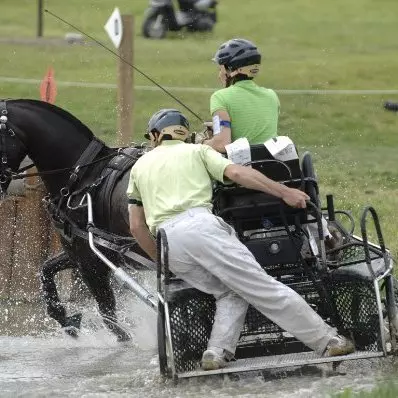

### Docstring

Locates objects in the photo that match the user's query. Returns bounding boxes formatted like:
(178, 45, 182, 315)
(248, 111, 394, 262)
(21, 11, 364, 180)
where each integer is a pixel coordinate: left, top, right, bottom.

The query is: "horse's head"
(0, 98, 106, 198)
(0, 113, 28, 198)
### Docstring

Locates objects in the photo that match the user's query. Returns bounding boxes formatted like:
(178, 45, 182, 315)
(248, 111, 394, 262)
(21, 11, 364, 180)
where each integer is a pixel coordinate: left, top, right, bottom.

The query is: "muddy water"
(0, 275, 397, 398)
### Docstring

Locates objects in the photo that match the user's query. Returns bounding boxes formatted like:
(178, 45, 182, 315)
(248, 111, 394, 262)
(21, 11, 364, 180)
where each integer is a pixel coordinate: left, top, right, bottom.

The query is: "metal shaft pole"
(85, 193, 158, 311)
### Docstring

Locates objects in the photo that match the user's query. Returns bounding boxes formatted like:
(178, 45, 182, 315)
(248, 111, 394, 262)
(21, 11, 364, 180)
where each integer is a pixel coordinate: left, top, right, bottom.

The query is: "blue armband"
(220, 120, 231, 128)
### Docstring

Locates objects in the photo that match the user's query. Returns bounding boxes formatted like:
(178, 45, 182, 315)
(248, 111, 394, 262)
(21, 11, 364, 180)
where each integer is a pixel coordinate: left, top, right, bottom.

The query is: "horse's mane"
(11, 99, 96, 141)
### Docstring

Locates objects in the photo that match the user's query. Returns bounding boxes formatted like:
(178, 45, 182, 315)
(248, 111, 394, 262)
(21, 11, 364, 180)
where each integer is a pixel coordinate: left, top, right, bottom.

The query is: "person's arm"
(202, 110, 231, 153)
(224, 164, 309, 208)
(129, 204, 157, 261)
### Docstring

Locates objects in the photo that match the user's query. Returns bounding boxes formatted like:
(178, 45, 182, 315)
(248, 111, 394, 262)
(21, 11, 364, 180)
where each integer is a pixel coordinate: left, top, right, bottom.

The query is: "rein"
(10, 152, 117, 180)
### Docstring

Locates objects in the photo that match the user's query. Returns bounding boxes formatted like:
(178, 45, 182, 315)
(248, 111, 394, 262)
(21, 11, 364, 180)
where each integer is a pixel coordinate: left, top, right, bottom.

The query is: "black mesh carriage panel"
(326, 242, 386, 351)
(236, 270, 327, 356)
(167, 290, 216, 373)
(329, 279, 381, 351)
(167, 260, 326, 373)
(166, 242, 386, 373)
(167, 279, 323, 372)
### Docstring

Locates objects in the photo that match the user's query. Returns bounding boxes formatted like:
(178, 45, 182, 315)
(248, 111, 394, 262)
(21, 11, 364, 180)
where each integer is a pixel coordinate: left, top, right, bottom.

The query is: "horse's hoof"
(64, 312, 82, 329)
(117, 331, 132, 342)
(64, 326, 79, 339)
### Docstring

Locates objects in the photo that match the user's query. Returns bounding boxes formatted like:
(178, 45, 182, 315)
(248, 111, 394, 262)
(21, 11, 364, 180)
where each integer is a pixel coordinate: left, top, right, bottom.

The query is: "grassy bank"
(335, 382, 398, 397)
(0, 0, 397, 256)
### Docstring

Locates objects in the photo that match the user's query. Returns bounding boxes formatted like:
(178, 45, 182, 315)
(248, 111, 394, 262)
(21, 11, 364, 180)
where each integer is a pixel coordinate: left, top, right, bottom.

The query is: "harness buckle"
(60, 187, 70, 197)
(66, 194, 88, 210)
(69, 173, 78, 184)
(91, 176, 104, 187)
(42, 195, 51, 206)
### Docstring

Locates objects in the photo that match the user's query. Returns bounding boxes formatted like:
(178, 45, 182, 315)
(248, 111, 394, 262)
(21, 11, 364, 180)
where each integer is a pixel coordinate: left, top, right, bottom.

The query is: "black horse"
(0, 99, 150, 341)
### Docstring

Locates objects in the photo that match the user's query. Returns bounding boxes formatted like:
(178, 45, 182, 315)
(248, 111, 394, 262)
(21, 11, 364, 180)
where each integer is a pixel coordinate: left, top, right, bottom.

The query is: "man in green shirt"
(196, 38, 279, 151)
(127, 109, 354, 371)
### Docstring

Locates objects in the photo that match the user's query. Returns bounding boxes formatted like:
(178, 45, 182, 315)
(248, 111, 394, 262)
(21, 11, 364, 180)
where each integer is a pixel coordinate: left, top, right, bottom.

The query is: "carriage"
(153, 138, 397, 382)
(1, 99, 396, 383)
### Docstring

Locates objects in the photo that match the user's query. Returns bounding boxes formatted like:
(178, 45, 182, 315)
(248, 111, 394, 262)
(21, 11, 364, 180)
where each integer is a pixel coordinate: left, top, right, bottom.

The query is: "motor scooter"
(142, 0, 217, 39)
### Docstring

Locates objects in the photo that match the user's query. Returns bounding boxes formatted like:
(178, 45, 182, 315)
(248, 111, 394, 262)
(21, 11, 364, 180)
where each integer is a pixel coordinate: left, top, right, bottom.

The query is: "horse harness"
(0, 99, 144, 243)
(0, 98, 154, 271)
(48, 143, 143, 239)
(0, 101, 17, 190)
(48, 144, 148, 270)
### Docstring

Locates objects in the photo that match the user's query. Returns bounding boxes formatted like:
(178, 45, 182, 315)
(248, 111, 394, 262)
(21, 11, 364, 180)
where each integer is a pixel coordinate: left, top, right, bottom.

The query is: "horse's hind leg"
(41, 251, 82, 335)
(79, 262, 131, 342)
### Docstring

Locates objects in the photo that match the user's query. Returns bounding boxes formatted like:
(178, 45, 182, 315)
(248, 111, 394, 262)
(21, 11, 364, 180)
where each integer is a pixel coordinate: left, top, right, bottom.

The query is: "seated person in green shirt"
(195, 38, 279, 151)
(127, 108, 354, 371)
(196, 38, 343, 252)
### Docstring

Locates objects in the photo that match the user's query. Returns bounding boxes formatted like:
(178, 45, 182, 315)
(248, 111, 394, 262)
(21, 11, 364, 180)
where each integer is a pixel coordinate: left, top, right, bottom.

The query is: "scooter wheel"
(188, 16, 215, 32)
(142, 14, 167, 39)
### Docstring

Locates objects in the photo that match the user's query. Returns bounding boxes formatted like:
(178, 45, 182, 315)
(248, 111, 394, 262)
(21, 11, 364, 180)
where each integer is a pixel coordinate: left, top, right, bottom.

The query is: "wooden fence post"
(117, 15, 134, 146)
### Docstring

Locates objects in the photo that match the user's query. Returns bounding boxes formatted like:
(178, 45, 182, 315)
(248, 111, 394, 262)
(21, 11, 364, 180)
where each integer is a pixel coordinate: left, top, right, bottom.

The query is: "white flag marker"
(104, 8, 123, 49)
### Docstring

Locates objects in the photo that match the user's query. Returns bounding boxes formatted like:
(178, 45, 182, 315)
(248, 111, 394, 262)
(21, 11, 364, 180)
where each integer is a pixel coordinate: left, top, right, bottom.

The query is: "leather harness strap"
(56, 138, 105, 216)
(95, 147, 142, 230)
(0, 100, 16, 186)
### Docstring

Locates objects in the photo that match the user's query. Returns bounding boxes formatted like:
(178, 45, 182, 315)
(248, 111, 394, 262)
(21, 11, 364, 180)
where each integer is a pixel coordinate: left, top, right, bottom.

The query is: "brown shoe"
(201, 348, 227, 371)
(324, 335, 355, 357)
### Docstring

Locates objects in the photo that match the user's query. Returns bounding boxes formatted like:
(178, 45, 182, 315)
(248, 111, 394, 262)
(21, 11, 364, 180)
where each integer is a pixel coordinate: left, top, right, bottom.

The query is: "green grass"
(0, 0, 397, 257)
(334, 382, 398, 397)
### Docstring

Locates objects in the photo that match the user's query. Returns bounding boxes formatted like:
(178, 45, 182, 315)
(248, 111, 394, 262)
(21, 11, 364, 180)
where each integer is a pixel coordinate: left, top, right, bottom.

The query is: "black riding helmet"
(213, 38, 261, 72)
(145, 109, 190, 140)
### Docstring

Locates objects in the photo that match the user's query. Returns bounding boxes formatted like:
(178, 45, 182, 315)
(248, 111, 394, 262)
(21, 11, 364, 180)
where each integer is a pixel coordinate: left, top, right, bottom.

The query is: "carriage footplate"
(178, 350, 384, 379)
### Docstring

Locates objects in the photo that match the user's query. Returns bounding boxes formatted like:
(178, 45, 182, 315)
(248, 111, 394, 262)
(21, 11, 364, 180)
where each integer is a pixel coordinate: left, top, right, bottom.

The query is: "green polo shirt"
(210, 80, 280, 144)
(127, 141, 232, 234)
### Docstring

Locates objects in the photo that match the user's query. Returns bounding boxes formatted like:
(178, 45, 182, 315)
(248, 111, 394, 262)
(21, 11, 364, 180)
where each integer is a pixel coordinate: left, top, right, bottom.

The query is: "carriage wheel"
(301, 151, 320, 208)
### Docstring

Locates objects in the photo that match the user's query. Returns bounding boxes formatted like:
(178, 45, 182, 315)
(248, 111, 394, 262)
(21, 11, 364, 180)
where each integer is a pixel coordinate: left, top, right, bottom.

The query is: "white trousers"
(158, 208, 336, 355)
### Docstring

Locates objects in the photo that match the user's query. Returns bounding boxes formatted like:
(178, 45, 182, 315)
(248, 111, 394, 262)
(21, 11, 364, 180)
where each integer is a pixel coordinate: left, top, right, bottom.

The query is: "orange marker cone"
(40, 67, 57, 104)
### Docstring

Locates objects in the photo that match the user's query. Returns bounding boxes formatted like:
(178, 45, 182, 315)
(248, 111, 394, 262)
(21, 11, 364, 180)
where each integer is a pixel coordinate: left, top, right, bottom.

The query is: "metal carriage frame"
(79, 149, 396, 383)
(153, 151, 397, 382)
(155, 213, 396, 382)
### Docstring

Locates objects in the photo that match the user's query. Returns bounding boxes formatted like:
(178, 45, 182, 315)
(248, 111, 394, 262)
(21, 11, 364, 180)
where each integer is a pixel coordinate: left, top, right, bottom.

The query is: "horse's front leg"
(41, 251, 82, 337)
(79, 260, 131, 342)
